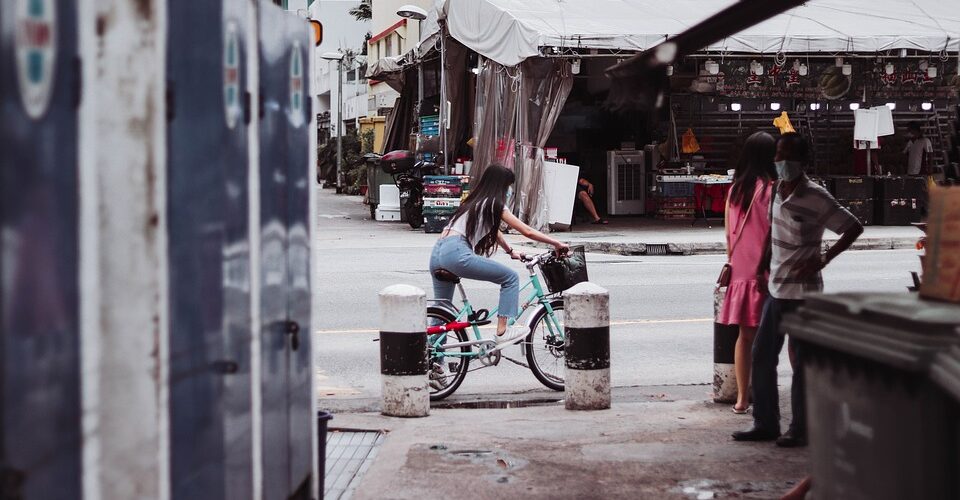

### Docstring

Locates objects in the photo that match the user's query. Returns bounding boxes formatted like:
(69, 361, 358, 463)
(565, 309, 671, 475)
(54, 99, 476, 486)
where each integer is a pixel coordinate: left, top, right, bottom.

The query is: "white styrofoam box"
(543, 161, 580, 225)
(376, 207, 402, 221)
(379, 184, 401, 208)
(423, 197, 461, 210)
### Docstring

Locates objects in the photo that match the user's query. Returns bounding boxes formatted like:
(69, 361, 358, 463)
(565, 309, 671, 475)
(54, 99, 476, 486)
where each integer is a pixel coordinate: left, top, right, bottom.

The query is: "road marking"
(315, 317, 713, 335)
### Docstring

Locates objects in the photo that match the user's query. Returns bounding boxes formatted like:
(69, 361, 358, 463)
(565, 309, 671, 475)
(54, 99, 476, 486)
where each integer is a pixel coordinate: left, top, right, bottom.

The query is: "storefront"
(379, 0, 960, 229)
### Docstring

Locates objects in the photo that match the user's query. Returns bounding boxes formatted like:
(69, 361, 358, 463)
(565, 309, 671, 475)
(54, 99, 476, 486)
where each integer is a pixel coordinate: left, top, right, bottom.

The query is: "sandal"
(591, 218, 609, 225)
(732, 405, 750, 415)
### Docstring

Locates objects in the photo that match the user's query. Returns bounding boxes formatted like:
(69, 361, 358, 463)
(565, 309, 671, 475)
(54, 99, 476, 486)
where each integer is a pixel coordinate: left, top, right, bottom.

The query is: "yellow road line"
(316, 317, 712, 335)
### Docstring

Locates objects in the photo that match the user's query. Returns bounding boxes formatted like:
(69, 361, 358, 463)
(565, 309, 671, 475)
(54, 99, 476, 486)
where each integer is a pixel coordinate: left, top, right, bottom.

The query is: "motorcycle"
(369, 150, 438, 229)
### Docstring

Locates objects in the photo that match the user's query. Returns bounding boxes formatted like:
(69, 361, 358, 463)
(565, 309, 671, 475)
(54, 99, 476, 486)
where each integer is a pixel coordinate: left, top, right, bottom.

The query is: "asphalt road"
(314, 190, 921, 401)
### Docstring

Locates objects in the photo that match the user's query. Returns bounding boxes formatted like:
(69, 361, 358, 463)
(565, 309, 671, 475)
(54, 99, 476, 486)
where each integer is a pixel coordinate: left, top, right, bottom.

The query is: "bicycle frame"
(428, 267, 564, 359)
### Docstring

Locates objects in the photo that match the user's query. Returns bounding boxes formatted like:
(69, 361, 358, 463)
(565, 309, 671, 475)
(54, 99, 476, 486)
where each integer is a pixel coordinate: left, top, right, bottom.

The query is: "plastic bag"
(682, 128, 701, 154)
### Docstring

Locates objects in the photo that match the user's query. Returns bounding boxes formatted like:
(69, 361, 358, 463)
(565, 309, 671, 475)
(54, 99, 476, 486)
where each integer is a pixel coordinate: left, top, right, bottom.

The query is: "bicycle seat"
(432, 268, 461, 283)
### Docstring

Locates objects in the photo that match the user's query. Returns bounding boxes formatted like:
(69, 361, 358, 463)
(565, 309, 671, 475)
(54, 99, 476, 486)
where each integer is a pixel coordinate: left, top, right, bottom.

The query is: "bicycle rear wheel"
(426, 307, 471, 400)
(525, 300, 565, 391)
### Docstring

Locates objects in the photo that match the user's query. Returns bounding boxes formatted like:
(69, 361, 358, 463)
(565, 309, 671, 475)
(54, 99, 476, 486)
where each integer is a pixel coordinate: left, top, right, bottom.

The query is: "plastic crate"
(657, 182, 695, 197)
(424, 214, 452, 233)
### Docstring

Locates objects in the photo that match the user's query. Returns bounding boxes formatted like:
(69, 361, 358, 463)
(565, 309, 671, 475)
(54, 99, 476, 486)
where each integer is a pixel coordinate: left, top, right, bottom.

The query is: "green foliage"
(349, 0, 371, 21)
(360, 127, 376, 154)
(318, 129, 367, 194)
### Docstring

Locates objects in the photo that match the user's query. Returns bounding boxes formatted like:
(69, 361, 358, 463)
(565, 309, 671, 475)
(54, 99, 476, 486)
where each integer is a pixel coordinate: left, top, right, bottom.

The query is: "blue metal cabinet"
(258, 2, 313, 498)
(0, 0, 82, 498)
(166, 1, 253, 498)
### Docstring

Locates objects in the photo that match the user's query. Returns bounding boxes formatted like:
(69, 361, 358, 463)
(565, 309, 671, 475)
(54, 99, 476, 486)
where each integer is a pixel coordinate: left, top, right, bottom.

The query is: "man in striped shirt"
(733, 133, 863, 446)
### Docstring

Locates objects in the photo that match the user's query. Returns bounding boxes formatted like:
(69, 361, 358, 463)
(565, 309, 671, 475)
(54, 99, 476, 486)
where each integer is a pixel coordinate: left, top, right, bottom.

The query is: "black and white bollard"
(378, 284, 429, 417)
(564, 282, 611, 410)
(712, 286, 739, 403)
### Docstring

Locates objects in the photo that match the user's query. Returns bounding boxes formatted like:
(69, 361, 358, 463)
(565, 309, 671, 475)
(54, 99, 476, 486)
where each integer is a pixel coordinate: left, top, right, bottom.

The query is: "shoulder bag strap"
(727, 182, 765, 258)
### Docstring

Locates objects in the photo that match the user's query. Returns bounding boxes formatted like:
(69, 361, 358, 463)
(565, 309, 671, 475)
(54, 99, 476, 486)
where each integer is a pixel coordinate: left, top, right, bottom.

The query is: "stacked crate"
(831, 176, 875, 226)
(655, 178, 696, 220)
(423, 175, 462, 233)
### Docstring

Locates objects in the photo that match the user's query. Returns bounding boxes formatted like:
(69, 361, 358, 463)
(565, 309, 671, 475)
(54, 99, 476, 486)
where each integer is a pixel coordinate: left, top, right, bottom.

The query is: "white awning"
(437, 0, 960, 67)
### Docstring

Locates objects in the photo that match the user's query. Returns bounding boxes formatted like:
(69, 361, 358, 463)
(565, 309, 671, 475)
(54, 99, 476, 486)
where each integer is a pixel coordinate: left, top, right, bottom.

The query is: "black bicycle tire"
(525, 299, 565, 391)
(427, 306, 470, 401)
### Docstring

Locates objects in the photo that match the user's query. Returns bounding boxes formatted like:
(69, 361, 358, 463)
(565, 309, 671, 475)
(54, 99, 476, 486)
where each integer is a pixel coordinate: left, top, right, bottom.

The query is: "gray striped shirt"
(769, 179, 859, 300)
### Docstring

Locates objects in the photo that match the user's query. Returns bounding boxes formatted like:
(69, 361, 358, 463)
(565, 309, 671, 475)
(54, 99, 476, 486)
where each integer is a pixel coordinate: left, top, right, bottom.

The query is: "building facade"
(367, 0, 433, 118)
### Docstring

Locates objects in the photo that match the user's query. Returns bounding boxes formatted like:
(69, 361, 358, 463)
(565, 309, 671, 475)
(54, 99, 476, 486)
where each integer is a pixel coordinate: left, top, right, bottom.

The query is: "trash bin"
(365, 154, 394, 219)
(785, 293, 960, 500)
(930, 346, 960, 500)
(317, 411, 334, 497)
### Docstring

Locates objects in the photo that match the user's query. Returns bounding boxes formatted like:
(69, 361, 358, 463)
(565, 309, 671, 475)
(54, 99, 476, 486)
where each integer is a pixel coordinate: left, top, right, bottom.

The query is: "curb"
(530, 237, 918, 256)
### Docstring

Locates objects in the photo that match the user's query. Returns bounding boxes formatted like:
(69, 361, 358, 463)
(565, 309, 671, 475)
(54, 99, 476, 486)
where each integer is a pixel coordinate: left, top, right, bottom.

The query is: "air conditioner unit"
(607, 150, 646, 215)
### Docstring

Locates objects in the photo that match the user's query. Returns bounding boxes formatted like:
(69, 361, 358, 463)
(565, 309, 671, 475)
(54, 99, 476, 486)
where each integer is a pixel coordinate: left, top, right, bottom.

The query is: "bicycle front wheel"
(426, 306, 470, 401)
(525, 299, 565, 391)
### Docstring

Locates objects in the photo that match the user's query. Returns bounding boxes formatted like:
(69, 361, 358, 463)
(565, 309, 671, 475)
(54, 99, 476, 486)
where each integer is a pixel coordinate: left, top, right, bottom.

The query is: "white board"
(543, 161, 580, 226)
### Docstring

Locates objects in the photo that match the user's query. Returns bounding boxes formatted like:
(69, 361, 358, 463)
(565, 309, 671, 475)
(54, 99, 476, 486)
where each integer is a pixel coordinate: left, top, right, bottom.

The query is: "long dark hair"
(450, 164, 515, 256)
(730, 131, 777, 207)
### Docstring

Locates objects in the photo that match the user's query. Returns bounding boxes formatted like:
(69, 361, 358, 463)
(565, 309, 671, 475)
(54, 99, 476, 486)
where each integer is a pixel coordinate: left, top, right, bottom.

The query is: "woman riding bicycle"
(429, 164, 569, 347)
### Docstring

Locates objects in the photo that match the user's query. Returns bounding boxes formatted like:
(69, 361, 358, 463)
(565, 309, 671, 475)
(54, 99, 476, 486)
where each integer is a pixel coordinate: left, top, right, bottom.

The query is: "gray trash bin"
(786, 293, 960, 500)
(930, 345, 960, 499)
(365, 154, 394, 219)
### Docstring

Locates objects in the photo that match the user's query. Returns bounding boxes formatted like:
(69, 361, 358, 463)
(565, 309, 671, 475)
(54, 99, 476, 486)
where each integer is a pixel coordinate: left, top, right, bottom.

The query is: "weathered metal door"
(258, 3, 313, 497)
(166, 0, 253, 498)
(0, 0, 81, 498)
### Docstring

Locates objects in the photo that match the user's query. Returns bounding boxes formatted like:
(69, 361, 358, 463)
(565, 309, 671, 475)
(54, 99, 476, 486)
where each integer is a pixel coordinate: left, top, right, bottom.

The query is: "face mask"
(506, 186, 514, 202)
(775, 160, 804, 182)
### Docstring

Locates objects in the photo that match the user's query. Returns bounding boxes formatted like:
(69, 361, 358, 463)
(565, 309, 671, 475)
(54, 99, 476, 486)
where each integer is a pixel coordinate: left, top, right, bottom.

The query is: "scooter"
(374, 150, 438, 229)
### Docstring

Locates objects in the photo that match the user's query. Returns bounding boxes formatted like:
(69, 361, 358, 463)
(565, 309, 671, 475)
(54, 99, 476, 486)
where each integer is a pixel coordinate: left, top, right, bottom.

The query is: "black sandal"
(592, 219, 609, 225)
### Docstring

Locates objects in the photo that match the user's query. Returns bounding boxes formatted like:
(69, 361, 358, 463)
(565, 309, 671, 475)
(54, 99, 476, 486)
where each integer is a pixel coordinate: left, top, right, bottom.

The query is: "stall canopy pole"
(440, 20, 449, 174)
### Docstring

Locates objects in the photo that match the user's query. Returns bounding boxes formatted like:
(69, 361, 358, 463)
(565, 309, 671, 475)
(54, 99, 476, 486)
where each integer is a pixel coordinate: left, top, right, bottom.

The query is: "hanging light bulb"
(666, 65, 674, 76)
(836, 56, 844, 67)
(731, 102, 742, 112)
(842, 61, 852, 76)
(571, 59, 581, 75)
(885, 62, 895, 75)
(799, 63, 808, 76)
(809, 103, 821, 111)
(928, 65, 938, 78)
(885, 102, 896, 110)
(849, 102, 860, 110)
(770, 102, 781, 111)
(921, 102, 933, 111)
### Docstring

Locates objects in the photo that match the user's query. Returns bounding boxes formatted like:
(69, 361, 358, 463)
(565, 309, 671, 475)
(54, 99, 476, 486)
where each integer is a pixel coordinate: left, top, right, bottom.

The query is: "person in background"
(904, 121, 933, 176)
(576, 178, 609, 224)
(577, 177, 610, 224)
(733, 132, 863, 446)
(717, 131, 777, 414)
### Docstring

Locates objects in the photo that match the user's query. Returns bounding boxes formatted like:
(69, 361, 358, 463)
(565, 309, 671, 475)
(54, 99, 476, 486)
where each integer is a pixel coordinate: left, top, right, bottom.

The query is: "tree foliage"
(349, 0, 371, 21)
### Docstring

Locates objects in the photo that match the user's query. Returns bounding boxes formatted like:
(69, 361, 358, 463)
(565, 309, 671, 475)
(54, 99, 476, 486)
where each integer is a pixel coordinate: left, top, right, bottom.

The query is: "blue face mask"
(775, 160, 804, 182)
(506, 186, 514, 203)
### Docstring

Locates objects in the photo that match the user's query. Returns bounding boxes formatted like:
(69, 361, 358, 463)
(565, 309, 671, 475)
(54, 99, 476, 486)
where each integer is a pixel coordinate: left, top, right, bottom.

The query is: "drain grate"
(431, 398, 562, 409)
(325, 430, 385, 500)
(645, 243, 670, 255)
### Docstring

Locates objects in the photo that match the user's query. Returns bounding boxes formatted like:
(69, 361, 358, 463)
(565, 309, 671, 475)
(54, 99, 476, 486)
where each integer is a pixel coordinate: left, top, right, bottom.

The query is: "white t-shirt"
(446, 200, 507, 249)
(904, 137, 933, 175)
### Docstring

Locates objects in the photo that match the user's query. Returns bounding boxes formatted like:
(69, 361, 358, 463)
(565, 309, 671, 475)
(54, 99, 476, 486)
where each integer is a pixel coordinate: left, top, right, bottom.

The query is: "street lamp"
(322, 51, 345, 192)
(397, 5, 429, 168)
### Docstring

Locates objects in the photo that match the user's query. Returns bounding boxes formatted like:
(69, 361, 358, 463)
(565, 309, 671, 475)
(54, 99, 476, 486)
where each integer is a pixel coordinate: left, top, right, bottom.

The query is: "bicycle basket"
(538, 246, 588, 294)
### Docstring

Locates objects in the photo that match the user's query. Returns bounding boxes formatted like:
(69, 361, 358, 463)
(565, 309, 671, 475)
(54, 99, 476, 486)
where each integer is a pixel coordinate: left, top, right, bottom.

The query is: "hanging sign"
(15, 0, 57, 119)
(289, 40, 305, 128)
(223, 21, 242, 129)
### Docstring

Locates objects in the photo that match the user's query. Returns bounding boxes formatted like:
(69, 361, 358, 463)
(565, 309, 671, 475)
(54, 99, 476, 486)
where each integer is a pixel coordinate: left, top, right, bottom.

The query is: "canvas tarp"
(437, 0, 960, 67)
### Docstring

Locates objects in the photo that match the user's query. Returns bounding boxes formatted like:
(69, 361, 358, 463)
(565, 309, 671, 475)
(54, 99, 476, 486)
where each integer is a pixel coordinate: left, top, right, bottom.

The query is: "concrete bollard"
(713, 287, 739, 403)
(564, 282, 611, 410)
(378, 284, 429, 417)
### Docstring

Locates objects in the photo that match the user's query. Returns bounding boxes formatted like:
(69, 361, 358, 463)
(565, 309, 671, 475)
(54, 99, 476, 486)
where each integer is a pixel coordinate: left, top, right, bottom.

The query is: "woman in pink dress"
(718, 131, 777, 414)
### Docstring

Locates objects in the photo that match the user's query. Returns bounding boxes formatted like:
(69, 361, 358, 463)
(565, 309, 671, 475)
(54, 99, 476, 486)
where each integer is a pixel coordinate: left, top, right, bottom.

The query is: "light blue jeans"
(429, 236, 519, 319)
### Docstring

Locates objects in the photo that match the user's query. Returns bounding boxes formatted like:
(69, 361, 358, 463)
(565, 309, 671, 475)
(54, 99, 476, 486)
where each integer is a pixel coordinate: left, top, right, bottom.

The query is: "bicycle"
(426, 250, 569, 400)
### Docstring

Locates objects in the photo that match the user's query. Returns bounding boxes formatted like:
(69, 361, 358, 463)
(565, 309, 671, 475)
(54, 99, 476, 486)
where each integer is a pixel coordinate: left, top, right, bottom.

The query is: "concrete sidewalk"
(319, 190, 919, 256)
(323, 386, 808, 500)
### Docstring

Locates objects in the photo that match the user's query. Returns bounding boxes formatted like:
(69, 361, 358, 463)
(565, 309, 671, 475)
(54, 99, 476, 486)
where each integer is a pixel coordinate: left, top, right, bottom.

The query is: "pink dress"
(717, 179, 773, 327)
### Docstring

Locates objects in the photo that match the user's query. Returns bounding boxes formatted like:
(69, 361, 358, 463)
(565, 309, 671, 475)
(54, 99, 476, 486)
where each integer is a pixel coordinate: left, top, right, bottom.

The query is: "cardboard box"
(920, 186, 960, 303)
